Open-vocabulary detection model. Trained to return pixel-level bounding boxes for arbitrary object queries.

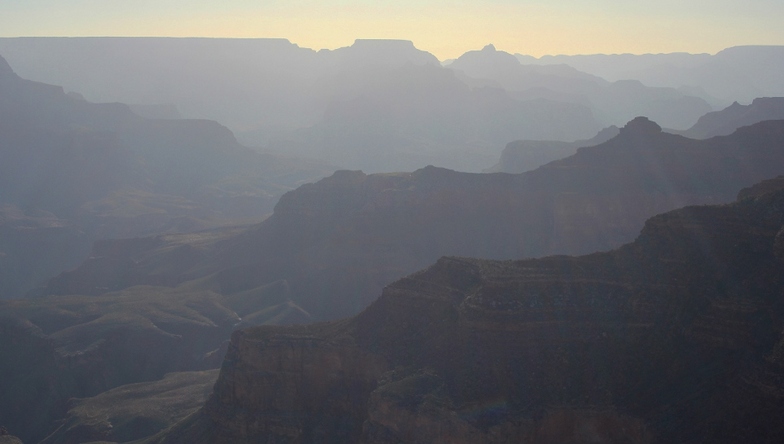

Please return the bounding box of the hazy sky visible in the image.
[2,0,783,59]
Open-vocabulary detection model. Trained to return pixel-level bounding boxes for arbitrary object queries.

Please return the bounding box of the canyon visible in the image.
[153,177,784,443]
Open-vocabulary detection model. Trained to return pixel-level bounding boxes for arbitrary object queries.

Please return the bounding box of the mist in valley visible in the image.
[2,3,784,442]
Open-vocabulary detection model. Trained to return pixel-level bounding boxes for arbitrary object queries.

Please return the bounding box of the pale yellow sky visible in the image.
[2,1,783,59]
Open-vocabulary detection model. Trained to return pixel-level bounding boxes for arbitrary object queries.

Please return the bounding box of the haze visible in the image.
[2,0,784,59]
[3,1,784,443]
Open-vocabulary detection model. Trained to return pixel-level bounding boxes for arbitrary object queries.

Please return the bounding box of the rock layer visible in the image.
[155,181,784,443]
[44,118,784,324]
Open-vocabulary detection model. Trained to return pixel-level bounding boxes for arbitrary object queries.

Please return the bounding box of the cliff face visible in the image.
[19,117,784,441]
[44,118,784,324]
[201,327,388,443]
[212,117,784,320]
[158,182,784,443]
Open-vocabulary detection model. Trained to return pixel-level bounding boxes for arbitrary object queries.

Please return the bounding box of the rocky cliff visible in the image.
[42,117,784,323]
[15,116,784,441]
[154,180,784,443]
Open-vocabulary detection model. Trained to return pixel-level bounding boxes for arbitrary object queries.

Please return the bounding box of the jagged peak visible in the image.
[619,116,662,137]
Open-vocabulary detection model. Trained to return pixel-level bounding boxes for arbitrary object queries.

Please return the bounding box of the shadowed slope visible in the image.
[155,179,784,443]
[0,266,311,443]
[485,125,620,173]
[41,117,784,323]
[10,116,784,442]
[0,54,331,299]
[675,97,784,139]
[39,370,219,444]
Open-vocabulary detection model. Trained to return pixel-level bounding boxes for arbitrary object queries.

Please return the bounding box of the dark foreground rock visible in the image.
[153,181,784,443]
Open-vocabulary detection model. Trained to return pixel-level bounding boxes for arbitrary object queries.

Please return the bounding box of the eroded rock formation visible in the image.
[154,180,784,443]
[38,118,784,327]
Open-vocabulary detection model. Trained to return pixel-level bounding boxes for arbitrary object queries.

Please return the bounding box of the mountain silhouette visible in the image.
[674,97,784,139]
[523,45,784,105]
[486,125,620,173]
[449,44,713,129]
[0,38,736,173]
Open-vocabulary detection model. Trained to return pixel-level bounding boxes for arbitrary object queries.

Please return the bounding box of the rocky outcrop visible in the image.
[485,125,619,174]
[15,115,784,441]
[205,327,387,442]
[156,181,784,443]
[221,117,784,319]
[618,115,661,136]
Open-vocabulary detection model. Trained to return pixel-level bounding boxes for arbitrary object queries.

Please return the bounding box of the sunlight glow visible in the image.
[1,1,783,59]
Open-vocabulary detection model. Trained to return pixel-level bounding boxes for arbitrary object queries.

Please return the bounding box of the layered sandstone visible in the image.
[155,181,784,443]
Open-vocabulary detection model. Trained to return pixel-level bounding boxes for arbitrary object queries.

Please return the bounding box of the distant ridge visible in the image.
[674,97,784,139]
[329,39,440,67]
[41,117,784,322]
[1,37,751,172]
[517,45,784,104]
[0,54,331,300]
[486,125,620,173]
[448,43,712,129]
